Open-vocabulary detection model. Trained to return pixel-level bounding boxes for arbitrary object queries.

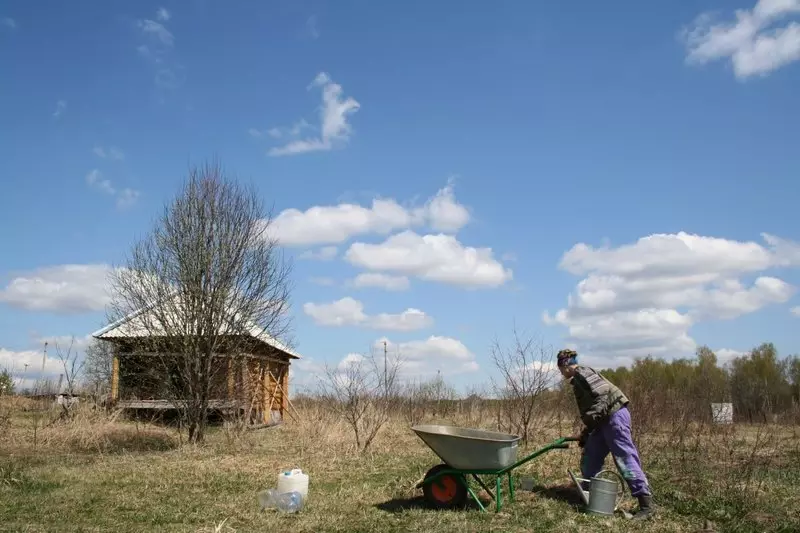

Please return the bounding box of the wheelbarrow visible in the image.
[412,424,578,512]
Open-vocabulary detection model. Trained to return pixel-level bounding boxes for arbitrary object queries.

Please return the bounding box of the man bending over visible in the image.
[557,349,654,520]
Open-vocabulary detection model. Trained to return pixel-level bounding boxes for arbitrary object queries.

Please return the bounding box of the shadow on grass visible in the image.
[375,496,429,513]
[529,483,585,507]
[375,495,487,514]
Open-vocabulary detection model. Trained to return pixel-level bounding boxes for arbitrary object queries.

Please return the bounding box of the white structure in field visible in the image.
[711,402,733,424]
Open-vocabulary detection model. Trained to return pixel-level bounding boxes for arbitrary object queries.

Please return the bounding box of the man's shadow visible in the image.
[375,484,584,514]
[529,483,585,508]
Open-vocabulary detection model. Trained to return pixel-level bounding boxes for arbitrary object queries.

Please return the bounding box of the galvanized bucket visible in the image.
[586,477,618,516]
[568,469,624,516]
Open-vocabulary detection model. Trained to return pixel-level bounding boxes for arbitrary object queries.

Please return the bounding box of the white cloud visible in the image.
[270,182,470,246]
[298,246,338,261]
[716,348,749,364]
[682,0,800,79]
[376,335,480,377]
[306,15,319,39]
[420,180,471,232]
[345,231,513,288]
[268,72,360,156]
[0,348,65,387]
[85,170,140,208]
[93,145,125,160]
[53,100,66,119]
[137,18,174,46]
[0,264,113,314]
[116,188,141,209]
[136,9,181,90]
[31,334,93,353]
[544,232,800,363]
[791,306,800,316]
[303,297,433,331]
[2,17,16,29]
[338,353,364,370]
[350,273,410,291]
[86,169,116,195]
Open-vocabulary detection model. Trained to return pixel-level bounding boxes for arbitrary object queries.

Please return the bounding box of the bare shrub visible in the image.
[83,338,115,398]
[489,327,557,443]
[319,351,400,453]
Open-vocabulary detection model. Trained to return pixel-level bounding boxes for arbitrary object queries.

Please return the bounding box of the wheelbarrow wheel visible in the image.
[421,464,468,509]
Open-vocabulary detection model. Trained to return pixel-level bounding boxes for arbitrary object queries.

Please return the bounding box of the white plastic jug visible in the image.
[277,468,309,501]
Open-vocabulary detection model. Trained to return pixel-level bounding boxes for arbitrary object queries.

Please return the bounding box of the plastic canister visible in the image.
[277,469,309,501]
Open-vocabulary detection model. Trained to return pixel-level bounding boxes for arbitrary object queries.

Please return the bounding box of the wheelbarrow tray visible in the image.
[411,424,522,470]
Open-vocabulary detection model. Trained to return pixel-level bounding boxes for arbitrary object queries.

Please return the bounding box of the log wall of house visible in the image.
[105,339,293,425]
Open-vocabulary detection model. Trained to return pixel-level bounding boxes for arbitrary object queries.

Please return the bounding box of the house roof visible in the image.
[91,296,301,359]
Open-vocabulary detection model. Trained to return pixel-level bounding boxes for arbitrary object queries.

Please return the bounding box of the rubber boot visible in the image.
[632,494,654,520]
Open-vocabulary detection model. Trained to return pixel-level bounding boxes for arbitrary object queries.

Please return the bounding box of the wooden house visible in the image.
[91,301,300,426]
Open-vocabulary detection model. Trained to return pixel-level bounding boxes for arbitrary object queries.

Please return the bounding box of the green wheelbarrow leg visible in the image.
[496,475,502,512]
[460,474,486,512]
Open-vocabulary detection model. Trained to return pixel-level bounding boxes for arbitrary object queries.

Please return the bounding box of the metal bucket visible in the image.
[587,477,618,516]
[411,425,521,470]
[568,469,622,517]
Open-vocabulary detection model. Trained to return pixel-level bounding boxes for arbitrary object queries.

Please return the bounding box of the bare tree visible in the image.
[106,161,293,443]
[54,337,84,395]
[53,337,85,420]
[320,350,401,453]
[490,327,557,443]
[83,338,114,397]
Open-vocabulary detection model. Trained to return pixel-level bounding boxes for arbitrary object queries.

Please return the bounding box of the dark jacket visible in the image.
[570,366,629,430]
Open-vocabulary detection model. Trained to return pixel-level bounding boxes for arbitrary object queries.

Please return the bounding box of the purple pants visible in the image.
[581,406,650,497]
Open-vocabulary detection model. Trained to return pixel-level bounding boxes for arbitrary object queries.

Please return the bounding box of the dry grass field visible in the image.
[1,397,799,533]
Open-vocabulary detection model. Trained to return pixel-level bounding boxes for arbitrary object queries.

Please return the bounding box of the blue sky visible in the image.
[2,0,800,394]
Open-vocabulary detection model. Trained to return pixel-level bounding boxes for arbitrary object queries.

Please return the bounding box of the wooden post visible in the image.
[227,358,234,399]
[280,365,289,417]
[262,362,269,424]
[111,355,120,401]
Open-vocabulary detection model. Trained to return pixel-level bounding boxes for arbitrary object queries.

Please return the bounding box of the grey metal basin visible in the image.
[412,424,521,471]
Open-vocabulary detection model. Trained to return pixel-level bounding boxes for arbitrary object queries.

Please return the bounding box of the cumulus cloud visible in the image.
[345,231,512,288]
[791,306,800,316]
[269,182,470,246]
[544,232,800,364]
[350,273,410,291]
[376,335,480,377]
[0,264,114,314]
[268,73,360,156]
[303,297,433,331]
[681,0,800,79]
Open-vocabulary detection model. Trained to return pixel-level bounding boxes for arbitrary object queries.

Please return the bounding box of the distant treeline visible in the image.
[599,343,800,425]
